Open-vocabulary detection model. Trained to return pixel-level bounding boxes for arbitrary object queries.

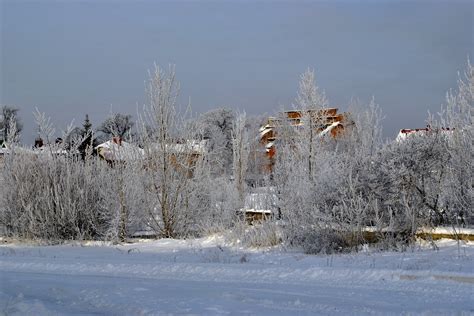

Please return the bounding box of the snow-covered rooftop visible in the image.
[396,127,454,143]
[96,139,207,161]
[318,121,343,138]
[95,140,145,161]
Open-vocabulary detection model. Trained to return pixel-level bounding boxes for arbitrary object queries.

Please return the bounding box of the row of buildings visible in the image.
[1,109,454,173]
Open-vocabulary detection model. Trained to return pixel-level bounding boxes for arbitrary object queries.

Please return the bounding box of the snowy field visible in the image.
[1,236,473,315]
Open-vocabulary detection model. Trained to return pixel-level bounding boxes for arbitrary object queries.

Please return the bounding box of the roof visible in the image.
[95,140,144,161]
[95,139,207,161]
[164,140,207,155]
[396,127,454,142]
[318,121,343,138]
[244,191,278,211]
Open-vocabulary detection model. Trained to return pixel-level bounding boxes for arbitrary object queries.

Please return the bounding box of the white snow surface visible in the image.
[1,236,473,315]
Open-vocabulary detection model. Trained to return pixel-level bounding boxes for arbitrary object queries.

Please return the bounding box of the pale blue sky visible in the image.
[1,0,473,143]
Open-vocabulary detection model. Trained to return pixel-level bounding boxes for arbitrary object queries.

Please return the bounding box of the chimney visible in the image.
[34,137,44,148]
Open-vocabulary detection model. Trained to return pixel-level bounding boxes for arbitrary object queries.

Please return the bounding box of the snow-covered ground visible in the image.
[1,236,473,315]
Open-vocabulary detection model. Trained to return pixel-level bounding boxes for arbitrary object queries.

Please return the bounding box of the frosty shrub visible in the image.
[190,176,240,236]
[1,150,113,240]
[376,133,451,229]
[196,108,235,177]
[0,109,147,242]
[438,59,473,226]
[297,228,351,255]
[229,220,281,248]
[103,159,149,242]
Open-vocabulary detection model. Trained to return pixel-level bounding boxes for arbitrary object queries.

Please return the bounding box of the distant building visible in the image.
[96,137,207,177]
[239,187,278,224]
[95,137,144,163]
[396,126,454,143]
[259,108,352,172]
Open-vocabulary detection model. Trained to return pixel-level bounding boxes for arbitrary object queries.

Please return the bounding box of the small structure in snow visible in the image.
[239,188,278,224]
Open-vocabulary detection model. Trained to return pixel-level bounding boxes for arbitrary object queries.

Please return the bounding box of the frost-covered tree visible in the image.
[0,106,23,143]
[272,69,337,251]
[438,59,473,225]
[104,157,148,242]
[197,108,235,176]
[273,70,389,253]
[77,114,99,159]
[244,114,269,186]
[376,133,450,231]
[232,111,249,205]
[294,68,329,182]
[98,113,134,140]
[138,64,208,238]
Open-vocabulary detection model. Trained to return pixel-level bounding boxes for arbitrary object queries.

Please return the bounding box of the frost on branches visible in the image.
[0,62,472,253]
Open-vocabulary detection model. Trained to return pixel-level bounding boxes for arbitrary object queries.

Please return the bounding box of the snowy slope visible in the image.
[1,237,473,315]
